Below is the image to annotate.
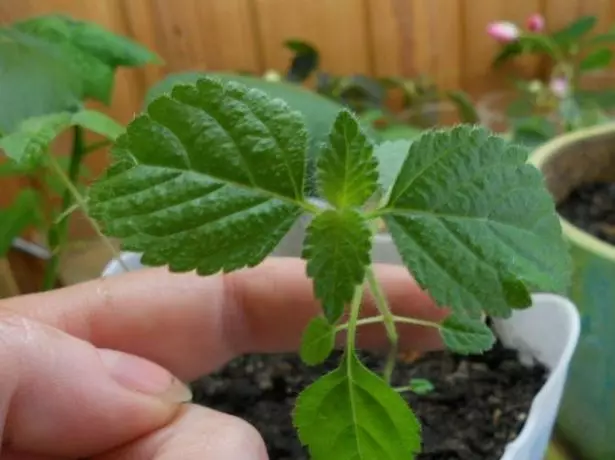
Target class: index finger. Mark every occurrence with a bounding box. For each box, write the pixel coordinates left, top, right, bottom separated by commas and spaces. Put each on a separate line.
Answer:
0, 257, 446, 381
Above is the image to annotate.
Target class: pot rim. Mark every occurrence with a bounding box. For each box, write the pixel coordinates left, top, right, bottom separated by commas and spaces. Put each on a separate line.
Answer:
529, 123, 615, 262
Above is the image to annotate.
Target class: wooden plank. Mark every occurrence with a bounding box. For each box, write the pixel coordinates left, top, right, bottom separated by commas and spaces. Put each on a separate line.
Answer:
254, 0, 372, 75
149, 0, 261, 76
411, 0, 462, 90
366, 0, 402, 77
462, 0, 543, 96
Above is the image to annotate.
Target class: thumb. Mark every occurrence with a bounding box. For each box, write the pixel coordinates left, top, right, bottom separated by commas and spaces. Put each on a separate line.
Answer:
0, 313, 191, 457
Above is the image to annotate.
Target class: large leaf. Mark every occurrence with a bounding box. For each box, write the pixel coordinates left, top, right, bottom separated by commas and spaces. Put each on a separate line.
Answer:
145, 71, 356, 196
440, 314, 496, 354
302, 209, 372, 323
317, 110, 378, 208
381, 125, 570, 319
0, 189, 40, 256
294, 351, 421, 460
0, 29, 82, 133
89, 77, 309, 274
13, 14, 160, 104
552, 16, 597, 44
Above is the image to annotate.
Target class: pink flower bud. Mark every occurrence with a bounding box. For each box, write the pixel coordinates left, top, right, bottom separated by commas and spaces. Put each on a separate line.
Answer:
550, 77, 569, 98
487, 21, 520, 43
527, 14, 545, 32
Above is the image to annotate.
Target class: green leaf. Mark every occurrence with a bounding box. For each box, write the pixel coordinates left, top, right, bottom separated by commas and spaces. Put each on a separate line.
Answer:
284, 38, 320, 82
588, 31, 615, 46
302, 209, 371, 323
447, 90, 479, 124
13, 14, 159, 104
145, 72, 361, 196
0, 189, 40, 256
552, 16, 597, 44
71, 110, 124, 140
89, 76, 309, 274
511, 116, 557, 148
373, 139, 412, 192
440, 314, 496, 354
0, 112, 72, 167
294, 351, 421, 460
579, 48, 613, 71
0, 28, 82, 133
300, 316, 336, 365
378, 123, 423, 141
408, 378, 434, 395
0, 159, 35, 177
493, 35, 557, 67
317, 110, 378, 208
381, 125, 570, 319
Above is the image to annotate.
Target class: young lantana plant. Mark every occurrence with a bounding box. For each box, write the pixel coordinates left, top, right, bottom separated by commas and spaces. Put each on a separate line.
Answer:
88, 77, 570, 459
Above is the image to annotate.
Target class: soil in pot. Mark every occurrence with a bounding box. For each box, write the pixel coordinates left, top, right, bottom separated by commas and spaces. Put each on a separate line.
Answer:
191, 336, 547, 460
557, 181, 615, 246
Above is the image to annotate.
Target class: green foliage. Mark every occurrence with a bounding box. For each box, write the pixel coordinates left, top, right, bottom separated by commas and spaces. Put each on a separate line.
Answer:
407, 378, 435, 395
294, 351, 421, 460
303, 209, 372, 323
0, 189, 40, 256
12, 14, 160, 103
88, 76, 571, 460
0, 110, 122, 168
381, 127, 570, 319
440, 314, 496, 354
552, 15, 597, 44
300, 316, 336, 365
0, 29, 81, 133
447, 90, 480, 124
579, 48, 613, 72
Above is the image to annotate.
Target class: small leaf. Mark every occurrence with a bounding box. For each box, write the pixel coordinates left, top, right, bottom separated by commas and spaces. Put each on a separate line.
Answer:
440, 314, 495, 354
552, 16, 597, 44
579, 48, 613, 72
300, 316, 336, 365
0, 189, 40, 256
294, 351, 421, 460
408, 378, 435, 395
588, 31, 615, 46
317, 110, 378, 208
447, 90, 479, 124
89, 77, 309, 275
373, 139, 412, 192
381, 125, 570, 319
71, 110, 124, 140
302, 209, 371, 323
0, 113, 72, 167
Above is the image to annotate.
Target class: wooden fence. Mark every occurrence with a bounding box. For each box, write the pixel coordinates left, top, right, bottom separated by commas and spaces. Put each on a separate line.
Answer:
1, 0, 615, 205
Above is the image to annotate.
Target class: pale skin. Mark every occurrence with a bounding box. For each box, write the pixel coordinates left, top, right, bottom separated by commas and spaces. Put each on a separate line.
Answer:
0, 257, 447, 459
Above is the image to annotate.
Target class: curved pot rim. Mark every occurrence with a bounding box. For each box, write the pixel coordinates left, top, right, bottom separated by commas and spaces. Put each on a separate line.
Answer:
529, 123, 615, 262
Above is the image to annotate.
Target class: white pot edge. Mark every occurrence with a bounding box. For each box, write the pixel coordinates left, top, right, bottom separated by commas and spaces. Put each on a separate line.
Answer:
101, 232, 580, 460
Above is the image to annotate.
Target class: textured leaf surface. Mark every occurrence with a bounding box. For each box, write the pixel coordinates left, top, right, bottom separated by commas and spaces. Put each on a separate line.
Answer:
373, 140, 412, 192
300, 316, 336, 365
294, 351, 421, 460
317, 110, 378, 208
144, 72, 374, 195
302, 209, 371, 323
14, 14, 159, 103
440, 314, 495, 354
89, 77, 309, 275
382, 125, 570, 319
0, 29, 81, 133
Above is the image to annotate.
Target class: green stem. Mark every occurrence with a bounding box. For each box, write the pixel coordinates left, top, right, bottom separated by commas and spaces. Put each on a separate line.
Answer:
336, 315, 385, 332
46, 156, 129, 274
337, 314, 442, 333
393, 386, 413, 393
366, 266, 398, 384
346, 283, 365, 354
42, 126, 86, 291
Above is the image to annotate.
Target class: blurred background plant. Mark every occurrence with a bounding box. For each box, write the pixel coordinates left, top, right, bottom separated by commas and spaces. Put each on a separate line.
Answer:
0, 14, 160, 290
481, 13, 615, 147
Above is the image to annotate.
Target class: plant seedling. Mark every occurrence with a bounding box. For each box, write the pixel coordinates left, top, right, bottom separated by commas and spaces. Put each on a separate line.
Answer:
88, 76, 570, 459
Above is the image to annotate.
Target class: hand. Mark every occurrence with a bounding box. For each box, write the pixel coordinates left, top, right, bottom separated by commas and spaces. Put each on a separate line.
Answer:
0, 257, 444, 459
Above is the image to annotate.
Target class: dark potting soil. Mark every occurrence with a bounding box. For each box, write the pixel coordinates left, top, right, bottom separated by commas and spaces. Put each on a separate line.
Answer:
557, 181, 615, 246
190, 338, 547, 460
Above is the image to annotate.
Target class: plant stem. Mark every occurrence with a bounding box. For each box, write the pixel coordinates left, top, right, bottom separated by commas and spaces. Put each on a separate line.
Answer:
336, 315, 385, 332
393, 386, 413, 393
346, 283, 365, 353
392, 315, 442, 330
42, 125, 86, 290
46, 156, 128, 274
366, 266, 399, 384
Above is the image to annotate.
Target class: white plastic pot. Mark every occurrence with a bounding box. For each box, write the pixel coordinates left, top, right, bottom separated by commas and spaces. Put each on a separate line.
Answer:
102, 227, 580, 460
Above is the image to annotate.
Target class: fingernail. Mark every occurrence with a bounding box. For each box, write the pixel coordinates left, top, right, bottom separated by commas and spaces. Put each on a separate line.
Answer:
98, 349, 192, 403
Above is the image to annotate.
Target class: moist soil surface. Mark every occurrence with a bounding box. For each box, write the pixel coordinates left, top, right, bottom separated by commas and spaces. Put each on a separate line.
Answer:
557, 181, 615, 246
191, 338, 547, 460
